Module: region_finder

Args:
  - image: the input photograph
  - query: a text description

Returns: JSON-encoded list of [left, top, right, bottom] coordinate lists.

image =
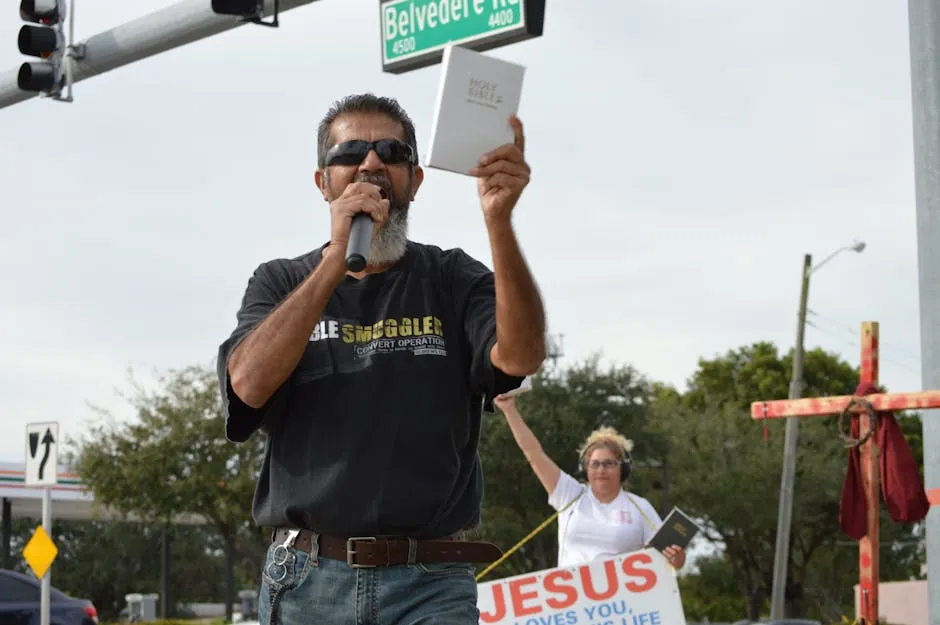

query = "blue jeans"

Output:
[[258, 534, 480, 625]]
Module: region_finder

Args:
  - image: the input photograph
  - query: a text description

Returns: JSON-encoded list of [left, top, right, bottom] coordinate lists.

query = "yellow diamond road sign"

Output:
[[23, 525, 58, 579]]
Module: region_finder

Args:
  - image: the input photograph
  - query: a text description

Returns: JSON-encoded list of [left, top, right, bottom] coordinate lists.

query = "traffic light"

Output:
[[17, 0, 67, 94], [210, 0, 280, 27]]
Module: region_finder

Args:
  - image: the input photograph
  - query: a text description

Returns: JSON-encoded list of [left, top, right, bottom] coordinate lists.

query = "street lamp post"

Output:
[[769, 240, 866, 620]]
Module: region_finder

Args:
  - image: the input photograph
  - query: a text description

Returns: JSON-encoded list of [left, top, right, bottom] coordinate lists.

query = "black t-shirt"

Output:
[[217, 241, 524, 538]]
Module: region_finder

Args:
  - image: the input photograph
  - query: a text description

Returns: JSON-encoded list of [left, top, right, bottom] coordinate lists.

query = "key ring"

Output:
[[266, 559, 289, 583], [272, 544, 294, 567], [266, 529, 300, 583]]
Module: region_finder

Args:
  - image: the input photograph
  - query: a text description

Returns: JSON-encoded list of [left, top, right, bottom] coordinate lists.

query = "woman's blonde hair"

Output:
[[576, 425, 634, 463]]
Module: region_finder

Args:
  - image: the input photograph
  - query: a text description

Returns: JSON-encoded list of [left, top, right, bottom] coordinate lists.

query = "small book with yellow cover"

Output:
[[646, 506, 701, 552]]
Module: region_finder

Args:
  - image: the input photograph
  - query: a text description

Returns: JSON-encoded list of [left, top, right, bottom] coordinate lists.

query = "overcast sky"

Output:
[[0, 0, 927, 468]]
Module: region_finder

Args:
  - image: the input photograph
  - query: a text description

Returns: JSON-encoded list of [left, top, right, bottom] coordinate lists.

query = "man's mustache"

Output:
[[354, 174, 392, 200]]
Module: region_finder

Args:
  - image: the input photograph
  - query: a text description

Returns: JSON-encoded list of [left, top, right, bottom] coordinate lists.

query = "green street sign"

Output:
[[380, 0, 545, 74]]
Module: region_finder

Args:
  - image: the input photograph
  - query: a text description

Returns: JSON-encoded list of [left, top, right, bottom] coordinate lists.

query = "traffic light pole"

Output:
[[907, 1, 940, 623], [0, 0, 319, 110]]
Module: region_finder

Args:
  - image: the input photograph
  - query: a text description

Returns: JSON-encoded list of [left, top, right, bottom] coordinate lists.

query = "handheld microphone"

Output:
[[344, 187, 387, 272], [345, 213, 373, 272]]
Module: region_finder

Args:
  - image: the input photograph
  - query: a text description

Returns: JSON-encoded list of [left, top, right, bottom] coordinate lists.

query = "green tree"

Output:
[[650, 342, 925, 621], [68, 363, 267, 622], [678, 553, 749, 622], [478, 355, 662, 578]]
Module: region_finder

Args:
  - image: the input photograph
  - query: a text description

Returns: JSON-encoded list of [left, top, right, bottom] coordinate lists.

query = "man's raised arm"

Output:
[[470, 114, 546, 376], [228, 248, 345, 408], [228, 181, 389, 408], [486, 218, 546, 375]]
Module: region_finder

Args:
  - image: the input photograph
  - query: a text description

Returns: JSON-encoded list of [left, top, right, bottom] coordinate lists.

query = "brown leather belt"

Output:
[[271, 528, 503, 567]]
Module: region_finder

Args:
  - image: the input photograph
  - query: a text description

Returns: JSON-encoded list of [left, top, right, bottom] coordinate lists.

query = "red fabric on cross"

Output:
[[838, 382, 930, 540], [840, 416, 866, 539]]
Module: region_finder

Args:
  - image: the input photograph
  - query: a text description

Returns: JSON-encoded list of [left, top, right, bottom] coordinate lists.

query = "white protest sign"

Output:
[[477, 548, 687, 625]]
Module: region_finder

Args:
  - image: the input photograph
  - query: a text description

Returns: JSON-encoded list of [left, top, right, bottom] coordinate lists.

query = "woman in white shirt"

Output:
[[494, 394, 687, 570]]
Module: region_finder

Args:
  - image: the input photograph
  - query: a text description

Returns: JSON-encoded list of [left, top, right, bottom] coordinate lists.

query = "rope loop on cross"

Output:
[[838, 397, 878, 448]]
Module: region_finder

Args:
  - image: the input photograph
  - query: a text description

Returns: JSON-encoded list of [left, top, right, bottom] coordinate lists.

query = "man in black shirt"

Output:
[[217, 93, 546, 625]]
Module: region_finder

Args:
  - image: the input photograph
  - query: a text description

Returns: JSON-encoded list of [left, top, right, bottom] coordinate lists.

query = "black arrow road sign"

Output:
[[38, 428, 55, 481]]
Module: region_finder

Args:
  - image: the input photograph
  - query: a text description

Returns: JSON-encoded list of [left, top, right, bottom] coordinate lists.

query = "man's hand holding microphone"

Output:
[[321, 181, 390, 275]]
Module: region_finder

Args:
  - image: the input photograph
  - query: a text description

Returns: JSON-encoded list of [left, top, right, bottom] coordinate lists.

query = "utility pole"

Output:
[[906, 1, 940, 622], [769, 241, 865, 620], [769, 253, 812, 621], [546, 333, 564, 369], [1, 0, 321, 110]]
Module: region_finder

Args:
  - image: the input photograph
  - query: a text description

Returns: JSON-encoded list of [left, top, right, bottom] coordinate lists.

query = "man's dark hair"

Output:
[[316, 93, 419, 168]]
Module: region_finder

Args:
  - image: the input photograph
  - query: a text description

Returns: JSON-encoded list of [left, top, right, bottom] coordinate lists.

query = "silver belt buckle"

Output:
[[346, 536, 377, 568]]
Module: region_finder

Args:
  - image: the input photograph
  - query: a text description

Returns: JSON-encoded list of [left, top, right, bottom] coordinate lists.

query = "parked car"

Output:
[[0, 569, 98, 625]]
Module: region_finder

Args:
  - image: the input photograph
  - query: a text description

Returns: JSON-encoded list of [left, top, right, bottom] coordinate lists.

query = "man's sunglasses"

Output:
[[324, 139, 416, 167]]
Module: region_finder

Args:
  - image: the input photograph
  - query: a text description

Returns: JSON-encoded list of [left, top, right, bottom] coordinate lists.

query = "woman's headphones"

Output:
[[577, 442, 633, 483]]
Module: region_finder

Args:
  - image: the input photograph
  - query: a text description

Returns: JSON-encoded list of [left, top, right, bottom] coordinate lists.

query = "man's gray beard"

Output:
[[369, 203, 409, 265]]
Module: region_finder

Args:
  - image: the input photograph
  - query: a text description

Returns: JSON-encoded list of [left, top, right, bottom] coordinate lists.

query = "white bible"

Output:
[[425, 44, 526, 176]]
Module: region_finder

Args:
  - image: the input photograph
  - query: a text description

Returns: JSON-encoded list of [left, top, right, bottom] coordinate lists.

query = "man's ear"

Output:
[[314, 169, 330, 201], [410, 165, 424, 200]]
